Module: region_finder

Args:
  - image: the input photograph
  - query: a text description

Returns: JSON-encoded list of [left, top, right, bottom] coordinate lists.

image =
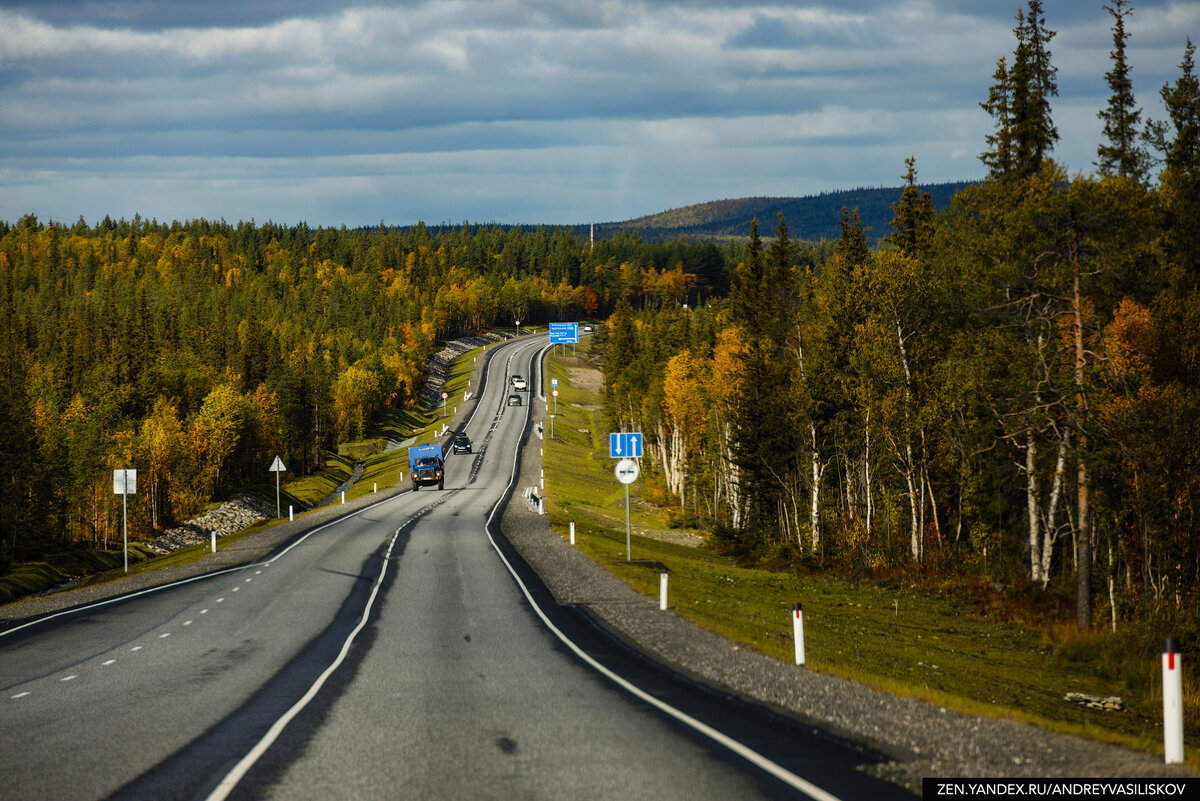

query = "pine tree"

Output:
[[1155, 39, 1200, 176], [982, 2, 1058, 179], [981, 57, 1014, 176], [728, 218, 797, 548], [1097, 0, 1150, 181], [887, 157, 935, 257], [1147, 39, 1200, 285]]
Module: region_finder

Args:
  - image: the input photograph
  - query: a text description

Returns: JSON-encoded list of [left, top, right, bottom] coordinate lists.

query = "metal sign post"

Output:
[[269, 456, 287, 518], [615, 458, 639, 560], [113, 469, 136, 573]]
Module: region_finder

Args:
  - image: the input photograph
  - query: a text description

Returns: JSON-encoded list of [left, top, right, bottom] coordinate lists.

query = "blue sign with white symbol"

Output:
[[609, 432, 643, 459], [549, 322, 578, 344]]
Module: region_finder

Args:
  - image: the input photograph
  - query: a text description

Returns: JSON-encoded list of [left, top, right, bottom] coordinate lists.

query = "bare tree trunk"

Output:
[[864, 411, 874, 538], [924, 462, 941, 548], [1026, 429, 1041, 585], [810, 425, 823, 553], [921, 426, 941, 547], [1073, 244, 1092, 630], [1039, 428, 1068, 588], [894, 435, 920, 562], [1108, 541, 1118, 633]]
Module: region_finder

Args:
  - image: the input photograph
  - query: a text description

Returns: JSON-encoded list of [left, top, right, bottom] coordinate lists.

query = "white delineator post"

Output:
[[211, 531, 216, 553], [659, 571, 668, 611], [289, 505, 294, 522], [1163, 638, 1184, 764], [569, 520, 575, 545], [793, 603, 806, 666]]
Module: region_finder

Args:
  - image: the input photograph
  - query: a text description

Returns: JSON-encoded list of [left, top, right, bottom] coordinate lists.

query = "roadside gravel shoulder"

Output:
[[0, 486, 409, 628], [0, 333, 513, 629], [4, 334, 1192, 797], [498, 384, 1195, 797]]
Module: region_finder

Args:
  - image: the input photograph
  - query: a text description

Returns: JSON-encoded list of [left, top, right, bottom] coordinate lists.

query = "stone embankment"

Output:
[[416, 333, 510, 411], [145, 493, 277, 555], [148, 333, 511, 554]]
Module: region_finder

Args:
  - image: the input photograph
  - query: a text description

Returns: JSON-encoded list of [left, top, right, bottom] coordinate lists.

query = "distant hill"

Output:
[[585, 181, 975, 244]]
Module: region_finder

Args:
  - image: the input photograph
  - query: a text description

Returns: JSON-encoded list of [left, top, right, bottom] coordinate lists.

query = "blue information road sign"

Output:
[[609, 432, 643, 459], [549, 322, 579, 344]]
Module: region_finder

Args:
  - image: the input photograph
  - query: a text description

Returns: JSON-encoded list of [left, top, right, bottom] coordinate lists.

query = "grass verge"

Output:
[[540, 345, 1198, 766], [0, 336, 499, 606]]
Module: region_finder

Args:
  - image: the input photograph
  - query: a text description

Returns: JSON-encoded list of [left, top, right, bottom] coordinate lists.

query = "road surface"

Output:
[[0, 335, 909, 800]]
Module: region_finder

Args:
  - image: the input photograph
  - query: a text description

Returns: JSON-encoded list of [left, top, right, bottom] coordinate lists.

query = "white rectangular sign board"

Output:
[[113, 469, 137, 494]]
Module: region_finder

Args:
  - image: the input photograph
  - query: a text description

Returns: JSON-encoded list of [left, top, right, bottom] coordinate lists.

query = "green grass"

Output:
[[1, 336, 499, 606], [540, 347, 1199, 764]]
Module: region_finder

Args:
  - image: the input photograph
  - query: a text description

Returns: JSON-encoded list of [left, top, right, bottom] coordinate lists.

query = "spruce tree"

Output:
[[1149, 39, 1200, 286], [982, 2, 1058, 180], [887, 157, 935, 257], [1097, 0, 1150, 181], [981, 57, 1014, 176], [728, 218, 796, 549]]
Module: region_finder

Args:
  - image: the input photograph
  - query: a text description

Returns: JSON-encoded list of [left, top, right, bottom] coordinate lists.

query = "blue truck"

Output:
[[408, 443, 445, 491]]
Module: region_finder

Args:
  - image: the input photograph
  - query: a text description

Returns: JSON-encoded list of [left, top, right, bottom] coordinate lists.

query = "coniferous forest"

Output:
[[597, 1, 1200, 631], [2, 1, 1199, 635], [0, 217, 727, 571]]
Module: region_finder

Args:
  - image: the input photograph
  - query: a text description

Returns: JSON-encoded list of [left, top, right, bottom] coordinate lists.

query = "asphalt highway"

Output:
[[0, 335, 908, 801]]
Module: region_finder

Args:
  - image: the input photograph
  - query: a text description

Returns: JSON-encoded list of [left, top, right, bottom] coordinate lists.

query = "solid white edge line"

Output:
[[475, 344, 844, 801], [202, 336, 536, 800], [204, 529, 401, 801], [0, 489, 409, 641]]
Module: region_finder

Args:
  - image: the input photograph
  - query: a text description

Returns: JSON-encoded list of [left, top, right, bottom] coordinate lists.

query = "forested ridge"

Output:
[[604, 182, 973, 244], [0, 217, 731, 571], [598, 2, 1200, 631]]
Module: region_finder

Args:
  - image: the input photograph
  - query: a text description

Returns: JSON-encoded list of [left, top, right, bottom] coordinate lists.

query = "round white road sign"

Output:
[[615, 458, 639, 484]]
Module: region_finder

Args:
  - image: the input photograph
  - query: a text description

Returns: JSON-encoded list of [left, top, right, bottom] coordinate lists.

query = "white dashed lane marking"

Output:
[[11, 692, 30, 699], [131, 646, 143, 652], [159, 633, 171, 639], [61, 675, 77, 682], [102, 660, 116, 666]]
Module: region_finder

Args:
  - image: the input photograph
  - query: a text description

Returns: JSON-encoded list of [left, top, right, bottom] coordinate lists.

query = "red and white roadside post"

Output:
[[793, 603, 806, 666], [569, 520, 576, 545], [1163, 638, 1184, 764]]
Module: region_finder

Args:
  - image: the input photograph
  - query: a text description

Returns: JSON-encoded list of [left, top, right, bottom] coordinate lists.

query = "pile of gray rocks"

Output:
[[417, 333, 510, 411], [145, 493, 278, 555]]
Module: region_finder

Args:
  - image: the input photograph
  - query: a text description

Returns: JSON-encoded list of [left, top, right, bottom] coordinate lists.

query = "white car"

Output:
[[511, 375, 527, 391]]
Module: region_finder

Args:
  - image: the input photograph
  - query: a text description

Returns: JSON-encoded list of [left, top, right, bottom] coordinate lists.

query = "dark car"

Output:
[[507, 394, 522, 406], [452, 433, 472, 454]]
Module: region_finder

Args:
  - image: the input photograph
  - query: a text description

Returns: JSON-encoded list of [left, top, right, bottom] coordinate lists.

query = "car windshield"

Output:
[[455, 436, 469, 444], [416, 457, 439, 467]]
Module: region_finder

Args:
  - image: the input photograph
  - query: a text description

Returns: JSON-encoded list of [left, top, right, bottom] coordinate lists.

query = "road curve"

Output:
[[0, 335, 908, 801]]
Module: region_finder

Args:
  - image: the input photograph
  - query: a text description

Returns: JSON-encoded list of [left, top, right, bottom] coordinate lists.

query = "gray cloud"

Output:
[[0, 0, 1197, 226]]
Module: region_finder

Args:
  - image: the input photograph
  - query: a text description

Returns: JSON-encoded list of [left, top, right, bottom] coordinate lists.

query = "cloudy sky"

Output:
[[1, 0, 1197, 227]]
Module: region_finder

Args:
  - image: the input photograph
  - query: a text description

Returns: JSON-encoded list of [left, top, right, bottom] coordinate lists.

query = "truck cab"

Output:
[[408, 443, 445, 491]]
